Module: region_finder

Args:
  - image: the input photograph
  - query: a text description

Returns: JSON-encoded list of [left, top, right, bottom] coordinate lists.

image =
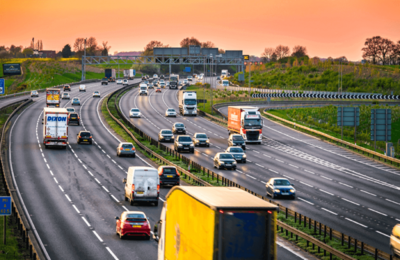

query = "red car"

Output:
[[115, 211, 151, 239], [155, 87, 162, 93]]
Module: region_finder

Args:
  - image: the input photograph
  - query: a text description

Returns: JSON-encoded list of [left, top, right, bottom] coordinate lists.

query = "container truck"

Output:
[[169, 74, 179, 89], [105, 68, 116, 82], [153, 186, 278, 260], [46, 88, 61, 107], [228, 106, 263, 144], [221, 69, 228, 79], [178, 90, 197, 116], [42, 107, 68, 149], [123, 69, 135, 80]]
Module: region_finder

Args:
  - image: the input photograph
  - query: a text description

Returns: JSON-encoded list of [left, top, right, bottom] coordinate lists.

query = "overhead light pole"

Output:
[[81, 38, 87, 81]]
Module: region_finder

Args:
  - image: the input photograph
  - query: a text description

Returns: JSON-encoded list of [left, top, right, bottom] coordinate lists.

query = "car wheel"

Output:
[[154, 201, 158, 206], [124, 195, 128, 201], [271, 193, 275, 199], [119, 233, 124, 239], [132, 154, 136, 158], [116, 227, 119, 235], [292, 195, 296, 200], [116, 152, 119, 157], [130, 197, 134, 206], [145, 235, 151, 240], [77, 141, 80, 144], [242, 159, 246, 163]]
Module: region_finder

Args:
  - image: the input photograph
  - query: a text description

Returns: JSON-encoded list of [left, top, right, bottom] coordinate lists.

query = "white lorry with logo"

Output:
[[43, 107, 69, 149], [178, 91, 197, 116]]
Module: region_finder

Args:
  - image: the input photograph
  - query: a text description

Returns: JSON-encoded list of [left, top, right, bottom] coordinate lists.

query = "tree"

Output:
[[261, 47, 275, 62], [291, 45, 307, 58], [201, 41, 215, 48], [86, 37, 98, 56], [362, 36, 383, 64], [100, 41, 111, 56], [61, 44, 72, 58], [270, 52, 278, 62], [377, 38, 394, 65], [22, 48, 33, 57], [218, 49, 225, 54], [73, 38, 85, 53], [143, 40, 169, 56], [274, 45, 290, 60], [180, 37, 201, 47]]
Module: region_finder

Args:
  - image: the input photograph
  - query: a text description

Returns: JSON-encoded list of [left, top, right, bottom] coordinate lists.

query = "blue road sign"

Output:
[[0, 79, 5, 95], [0, 197, 12, 216], [337, 107, 360, 126], [371, 109, 391, 141]]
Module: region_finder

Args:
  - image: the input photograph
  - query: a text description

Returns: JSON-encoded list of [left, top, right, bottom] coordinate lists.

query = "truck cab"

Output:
[[228, 106, 263, 144], [178, 91, 197, 116], [139, 84, 148, 96]]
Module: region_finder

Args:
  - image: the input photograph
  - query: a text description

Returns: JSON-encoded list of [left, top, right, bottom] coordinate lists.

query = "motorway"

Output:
[[121, 80, 400, 254], [1, 80, 306, 260]]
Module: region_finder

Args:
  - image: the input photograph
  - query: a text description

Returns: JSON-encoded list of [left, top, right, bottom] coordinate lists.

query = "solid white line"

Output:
[[321, 208, 338, 215], [73, 205, 80, 214], [59, 185, 64, 192], [111, 195, 119, 202], [368, 208, 387, 216], [82, 217, 91, 227], [93, 231, 103, 242], [106, 247, 119, 260], [283, 175, 294, 180], [345, 218, 367, 228], [102, 186, 109, 192], [341, 198, 360, 206], [65, 194, 72, 202], [320, 176, 332, 181], [319, 189, 334, 196], [122, 206, 129, 211], [300, 181, 313, 187], [386, 199, 400, 205], [376, 231, 390, 238], [339, 182, 353, 188], [298, 197, 314, 205], [246, 174, 257, 180]]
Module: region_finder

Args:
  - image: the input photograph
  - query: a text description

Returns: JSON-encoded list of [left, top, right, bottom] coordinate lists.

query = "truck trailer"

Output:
[[123, 69, 135, 80], [46, 88, 61, 107], [221, 69, 228, 79], [178, 90, 197, 116], [105, 69, 116, 82], [228, 106, 263, 144], [43, 107, 68, 149], [153, 186, 278, 260]]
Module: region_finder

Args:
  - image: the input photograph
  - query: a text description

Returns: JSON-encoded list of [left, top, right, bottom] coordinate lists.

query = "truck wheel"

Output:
[[130, 198, 134, 206], [124, 195, 128, 201]]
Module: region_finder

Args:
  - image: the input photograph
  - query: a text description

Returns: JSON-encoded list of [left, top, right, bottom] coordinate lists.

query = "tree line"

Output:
[[362, 36, 400, 65]]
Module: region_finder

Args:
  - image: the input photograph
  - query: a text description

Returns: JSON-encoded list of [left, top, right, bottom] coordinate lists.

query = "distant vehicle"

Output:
[[221, 79, 229, 87], [115, 211, 151, 240], [166, 82, 170, 87], [221, 69, 229, 79], [213, 153, 237, 170], [61, 92, 70, 100], [217, 76, 221, 81], [123, 69, 135, 80], [148, 83, 154, 89], [169, 74, 179, 89], [30, 90, 39, 97], [391, 224, 400, 258], [77, 131, 92, 144], [192, 133, 209, 147], [155, 87, 161, 93], [187, 76, 193, 81], [165, 108, 176, 117], [146, 75, 150, 79], [63, 85, 71, 91], [228, 106, 262, 144], [46, 88, 61, 107], [43, 107, 68, 149], [213, 72, 216, 76], [93, 91, 100, 98], [66, 107, 75, 113], [153, 79, 159, 86], [225, 146, 246, 163], [105, 68, 116, 82], [158, 129, 174, 143], [158, 166, 179, 187], [117, 79, 123, 84], [183, 79, 188, 85], [152, 186, 278, 259], [193, 74, 197, 79], [159, 79, 165, 84], [178, 91, 197, 116], [143, 80, 149, 85], [172, 122, 186, 134], [79, 85, 86, 92], [141, 76, 146, 80], [68, 112, 80, 125], [174, 135, 194, 153], [117, 142, 136, 157], [71, 97, 80, 106], [159, 82, 166, 88], [129, 108, 141, 118], [160, 75, 165, 79], [123, 79, 128, 85], [123, 166, 159, 206], [266, 178, 296, 199], [228, 134, 246, 150], [101, 78, 108, 85], [139, 84, 148, 96], [153, 74, 158, 78]]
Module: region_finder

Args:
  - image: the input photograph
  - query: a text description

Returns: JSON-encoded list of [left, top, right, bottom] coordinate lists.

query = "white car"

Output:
[[129, 108, 141, 118], [117, 79, 123, 84], [153, 74, 158, 79], [123, 79, 128, 85], [166, 82, 170, 87], [62, 92, 70, 99], [30, 90, 39, 97], [93, 91, 100, 97], [79, 85, 86, 92], [183, 79, 188, 85], [165, 108, 177, 117]]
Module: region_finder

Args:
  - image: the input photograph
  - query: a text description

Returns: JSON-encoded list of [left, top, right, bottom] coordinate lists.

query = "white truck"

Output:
[[178, 91, 197, 116], [139, 83, 148, 96], [43, 107, 69, 149], [228, 106, 263, 144], [123, 69, 135, 80], [220, 79, 229, 87], [221, 69, 229, 79]]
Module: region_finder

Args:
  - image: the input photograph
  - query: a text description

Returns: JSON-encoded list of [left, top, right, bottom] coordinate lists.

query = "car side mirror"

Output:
[[77, 134, 79, 136], [115, 216, 119, 220], [291, 184, 294, 186], [153, 225, 159, 242], [123, 178, 126, 183]]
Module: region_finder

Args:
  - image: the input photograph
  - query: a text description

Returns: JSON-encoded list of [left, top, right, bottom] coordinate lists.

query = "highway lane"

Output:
[[123, 85, 399, 253]]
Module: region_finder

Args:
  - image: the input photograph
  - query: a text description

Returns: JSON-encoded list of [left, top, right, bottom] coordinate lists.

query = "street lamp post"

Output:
[[81, 38, 87, 81], [210, 54, 213, 114]]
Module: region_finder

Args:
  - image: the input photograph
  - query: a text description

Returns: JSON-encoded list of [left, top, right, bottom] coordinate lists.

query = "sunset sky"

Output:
[[2, 0, 399, 61]]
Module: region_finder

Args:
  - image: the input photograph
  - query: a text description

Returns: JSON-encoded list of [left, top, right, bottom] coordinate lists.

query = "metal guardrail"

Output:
[[0, 99, 49, 260]]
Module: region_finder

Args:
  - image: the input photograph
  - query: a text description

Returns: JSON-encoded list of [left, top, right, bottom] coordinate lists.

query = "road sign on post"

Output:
[[0, 79, 4, 95], [371, 109, 391, 151], [337, 107, 360, 141], [0, 196, 11, 245]]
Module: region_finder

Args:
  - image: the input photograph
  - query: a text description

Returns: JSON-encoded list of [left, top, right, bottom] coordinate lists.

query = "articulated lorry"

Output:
[[123, 69, 136, 79], [178, 90, 197, 116], [228, 106, 263, 144], [105, 69, 116, 82], [153, 186, 278, 260], [169, 74, 179, 89], [46, 88, 61, 107], [43, 107, 68, 149]]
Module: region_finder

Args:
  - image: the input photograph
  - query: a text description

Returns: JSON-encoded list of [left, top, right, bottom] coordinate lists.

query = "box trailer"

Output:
[[42, 107, 68, 148], [228, 106, 263, 144]]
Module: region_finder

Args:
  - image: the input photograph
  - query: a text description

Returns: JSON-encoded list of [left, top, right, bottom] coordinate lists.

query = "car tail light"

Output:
[[242, 129, 247, 134], [89, 136, 92, 138], [176, 171, 180, 176], [120, 147, 123, 150], [157, 185, 160, 191], [158, 170, 163, 176], [131, 184, 135, 193], [78, 136, 81, 138], [132, 148, 135, 150]]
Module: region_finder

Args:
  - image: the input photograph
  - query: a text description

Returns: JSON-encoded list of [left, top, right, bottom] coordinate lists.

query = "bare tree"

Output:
[[143, 40, 169, 56], [291, 45, 307, 58], [201, 41, 215, 48], [261, 47, 275, 62], [86, 37, 98, 56], [73, 38, 85, 52], [218, 49, 225, 54], [180, 37, 201, 47], [274, 45, 290, 60], [101, 41, 111, 56]]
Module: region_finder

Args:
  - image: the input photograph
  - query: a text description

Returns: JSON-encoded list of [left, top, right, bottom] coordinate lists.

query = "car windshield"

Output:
[[32, 91, 37, 94], [94, 91, 99, 94], [67, 108, 74, 112], [73, 98, 79, 101], [232, 136, 244, 141], [126, 213, 146, 221], [63, 93, 68, 95], [122, 144, 133, 148], [184, 99, 197, 105], [80, 132, 91, 137], [163, 168, 177, 174], [220, 154, 234, 159], [274, 180, 291, 186], [140, 87, 146, 90], [131, 109, 140, 112], [168, 109, 175, 112], [162, 130, 172, 135], [230, 148, 243, 153], [244, 118, 261, 126], [196, 134, 207, 139], [70, 113, 78, 117], [179, 137, 192, 142], [175, 124, 184, 127], [188, 76, 192, 79]]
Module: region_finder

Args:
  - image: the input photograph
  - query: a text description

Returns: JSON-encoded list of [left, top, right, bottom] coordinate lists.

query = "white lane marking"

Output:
[[300, 181, 313, 187], [360, 190, 376, 196], [88, 171, 94, 176], [59, 185, 64, 192], [102, 150, 106, 153], [320, 176, 332, 181], [93, 231, 103, 242], [43, 158, 47, 163], [345, 218, 367, 228], [276, 159, 284, 163], [107, 155, 111, 159], [304, 170, 315, 174], [83, 165, 87, 169], [73, 205, 81, 214], [246, 174, 257, 180], [276, 241, 309, 260], [289, 164, 298, 168], [319, 189, 334, 196], [268, 169, 278, 173], [95, 178, 101, 184], [298, 197, 314, 205], [118, 166, 123, 170], [46, 164, 50, 169], [341, 198, 360, 206], [102, 186, 109, 192], [283, 175, 294, 180], [386, 199, 400, 205], [376, 231, 390, 238], [263, 154, 271, 158], [253, 150, 260, 153], [82, 217, 91, 227], [321, 208, 338, 215], [339, 182, 353, 188], [53, 177, 58, 184], [255, 163, 264, 168], [368, 208, 387, 216], [106, 247, 119, 260], [261, 181, 267, 184], [49, 170, 54, 176], [111, 195, 119, 202], [122, 206, 129, 211], [236, 169, 243, 173], [159, 197, 166, 202], [65, 194, 72, 202]]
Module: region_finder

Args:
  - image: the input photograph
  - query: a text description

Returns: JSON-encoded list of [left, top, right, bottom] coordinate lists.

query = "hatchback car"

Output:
[[148, 83, 154, 89], [160, 82, 166, 88], [160, 75, 165, 79], [117, 79, 123, 84], [62, 92, 70, 99], [193, 133, 210, 147], [158, 129, 174, 142], [129, 108, 141, 118], [155, 87, 161, 93], [391, 224, 400, 258], [115, 211, 151, 240], [79, 85, 86, 92], [30, 90, 39, 97], [213, 153, 237, 170], [123, 79, 128, 85], [117, 142, 136, 157], [228, 134, 246, 150], [71, 97, 80, 106], [158, 166, 180, 187], [266, 178, 296, 199], [187, 76, 193, 82], [172, 122, 186, 134], [63, 85, 71, 91], [174, 135, 194, 153], [77, 131, 92, 144], [153, 74, 158, 79], [68, 112, 80, 125], [165, 108, 177, 117], [225, 147, 246, 163], [183, 79, 188, 85], [93, 91, 100, 97], [66, 107, 75, 113], [141, 76, 146, 80]]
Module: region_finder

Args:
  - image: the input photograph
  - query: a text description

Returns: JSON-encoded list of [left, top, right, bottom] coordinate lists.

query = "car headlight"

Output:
[[232, 161, 237, 164], [290, 189, 295, 193], [243, 154, 247, 158], [178, 144, 182, 147], [219, 161, 224, 165], [274, 189, 280, 193], [195, 139, 199, 143], [206, 139, 209, 143], [190, 144, 194, 147]]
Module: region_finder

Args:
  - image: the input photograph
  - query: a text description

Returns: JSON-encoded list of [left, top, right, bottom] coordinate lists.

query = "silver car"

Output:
[[225, 146, 246, 163], [158, 129, 174, 143], [117, 142, 136, 157], [129, 108, 141, 118], [266, 178, 296, 199], [62, 92, 70, 99], [165, 108, 177, 117], [193, 133, 210, 147], [30, 90, 39, 97]]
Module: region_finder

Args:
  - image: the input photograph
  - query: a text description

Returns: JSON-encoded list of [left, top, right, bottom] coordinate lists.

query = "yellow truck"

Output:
[[153, 186, 278, 260]]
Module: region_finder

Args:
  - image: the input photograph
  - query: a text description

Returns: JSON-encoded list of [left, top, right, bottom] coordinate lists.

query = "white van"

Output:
[[79, 85, 86, 92], [139, 84, 148, 96], [123, 167, 159, 206]]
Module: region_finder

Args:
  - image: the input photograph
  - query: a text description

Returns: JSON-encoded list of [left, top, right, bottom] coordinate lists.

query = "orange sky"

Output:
[[2, 0, 399, 60]]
